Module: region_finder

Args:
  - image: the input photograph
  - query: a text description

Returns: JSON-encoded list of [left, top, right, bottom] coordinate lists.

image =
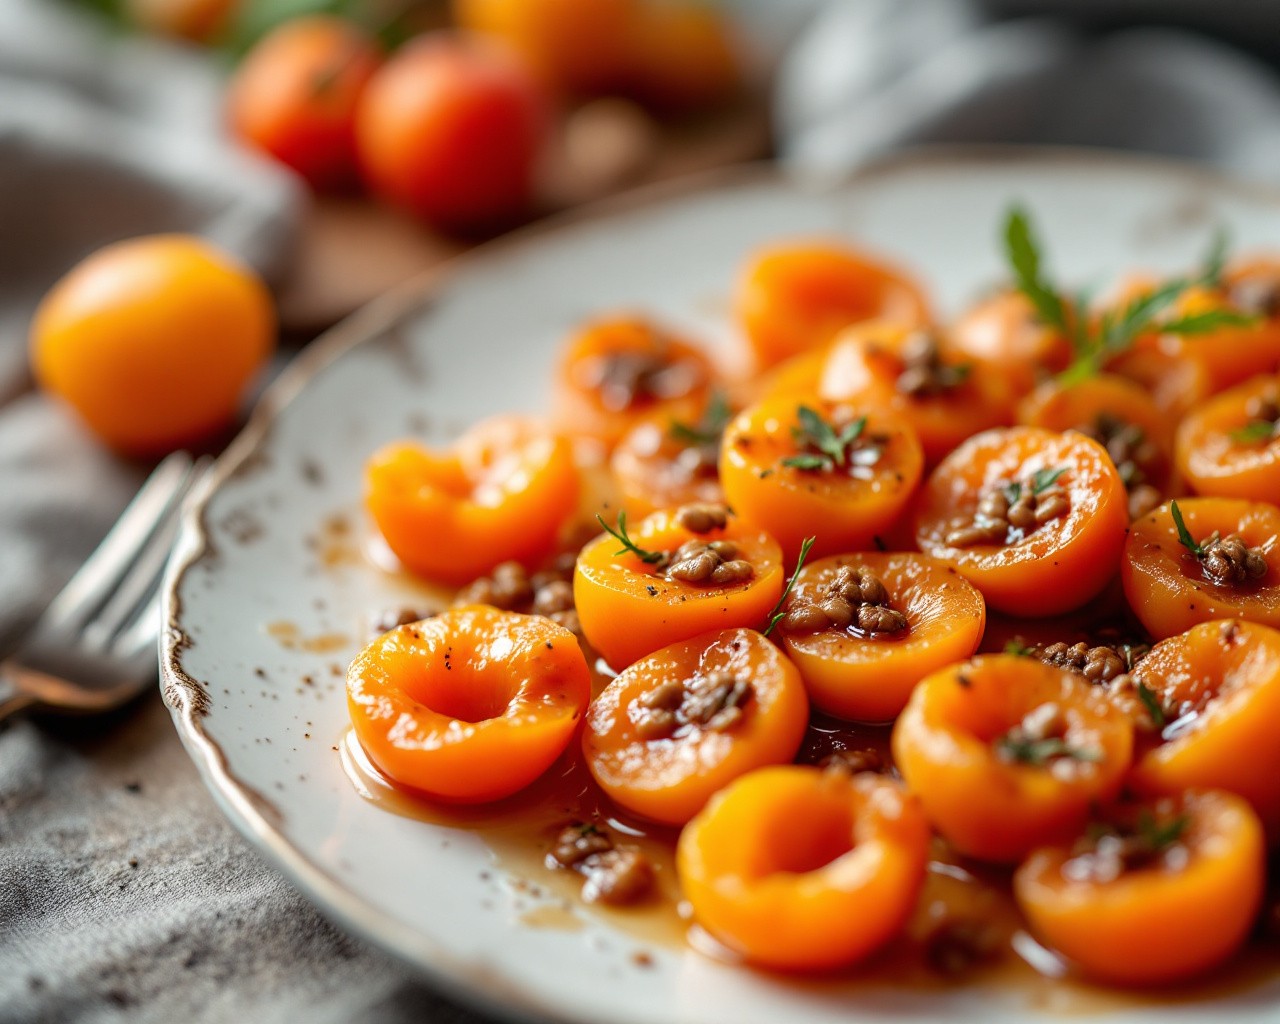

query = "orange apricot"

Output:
[[718, 396, 923, 561], [774, 553, 986, 723], [1107, 344, 1212, 420], [1014, 790, 1265, 985], [551, 317, 714, 450], [892, 655, 1134, 862], [29, 235, 274, 455], [677, 765, 930, 971], [914, 427, 1129, 616], [1157, 274, 1280, 393], [573, 506, 783, 669], [609, 399, 728, 517], [1175, 373, 1280, 500], [1124, 619, 1280, 832], [365, 415, 580, 585], [814, 321, 1015, 463], [1121, 498, 1280, 639], [347, 605, 590, 802], [949, 288, 1072, 397], [734, 242, 930, 371], [583, 628, 808, 825], [1018, 373, 1173, 519]]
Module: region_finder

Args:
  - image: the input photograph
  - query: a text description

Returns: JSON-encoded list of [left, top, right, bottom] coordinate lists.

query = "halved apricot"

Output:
[[775, 552, 986, 723], [677, 765, 931, 971], [734, 242, 930, 371], [1015, 790, 1265, 985], [892, 655, 1134, 862], [551, 316, 713, 449], [914, 426, 1129, 616], [366, 415, 580, 585], [1125, 619, 1280, 832], [347, 605, 590, 802], [573, 505, 783, 669], [813, 321, 1015, 463], [1175, 373, 1280, 501], [718, 396, 924, 561], [949, 288, 1072, 397], [583, 628, 808, 825], [1121, 498, 1280, 639], [610, 402, 727, 517]]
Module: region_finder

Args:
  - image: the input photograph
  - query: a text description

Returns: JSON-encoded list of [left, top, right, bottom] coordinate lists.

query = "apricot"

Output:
[[347, 605, 590, 802], [1175, 374, 1280, 501], [610, 400, 727, 517], [950, 288, 1072, 397]]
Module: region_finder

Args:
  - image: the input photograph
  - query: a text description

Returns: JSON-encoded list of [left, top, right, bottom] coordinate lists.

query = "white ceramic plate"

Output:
[[162, 149, 1280, 1024]]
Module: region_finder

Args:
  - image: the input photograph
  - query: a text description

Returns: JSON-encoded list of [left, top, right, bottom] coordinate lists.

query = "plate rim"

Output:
[[159, 144, 1280, 1024]]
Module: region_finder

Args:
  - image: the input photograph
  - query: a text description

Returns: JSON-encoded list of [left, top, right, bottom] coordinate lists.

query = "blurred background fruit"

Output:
[[29, 235, 275, 455]]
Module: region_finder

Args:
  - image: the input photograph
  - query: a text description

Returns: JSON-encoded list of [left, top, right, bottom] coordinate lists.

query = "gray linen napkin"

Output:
[[5, 2, 1280, 1023]]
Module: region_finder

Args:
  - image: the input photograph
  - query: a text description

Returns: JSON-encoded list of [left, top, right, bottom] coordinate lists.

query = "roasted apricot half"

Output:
[[365, 415, 580, 585], [914, 426, 1129, 616], [583, 628, 808, 825], [1121, 498, 1280, 639], [719, 396, 924, 561], [347, 605, 590, 802], [610, 398, 729, 517], [1015, 790, 1265, 985], [677, 765, 930, 971], [949, 288, 1072, 396], [892, 655, 1134, 862], [774, 552, 986, 723], [1124, 619, 1280, 833], [573, 504, 783, 669], [1175, 373, 1280, 501]]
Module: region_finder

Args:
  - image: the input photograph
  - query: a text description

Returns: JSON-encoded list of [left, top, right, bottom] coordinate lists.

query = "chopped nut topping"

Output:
[[1199, 532, 1269, 585], [455, 554, 582, 634], [946, 471, 1069, 548], [663, 537, 754, 586], [1037, 641, 1129, 683], [547, 822, 655, 905], [1079, 413, 1164, 518], [817, 748, 885, 775], [895, 331, 972, 397], [674, 503, 728, 534], [582, 346, 701, 412], [780, 565, 908, 637], [629, 669, 753, 740]]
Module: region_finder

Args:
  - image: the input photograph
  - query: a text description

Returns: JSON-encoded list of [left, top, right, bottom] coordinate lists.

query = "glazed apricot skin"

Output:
[[719, 396, 924, 562], [1127, 620, 1280, 833], [677, 766, 931, 972], [950, 289, 1072, 397], [30, 235, 274, 455], [365, 416, 580, 586], [551, 317, 713, 450], [1121, 498, 1280, 639], [914, 426, 1130, 617], [892, 656, 1134, 863], [1015, 790, 1265, 986], [610, 409, 724, 517], [1018, 372, 1175, 453], [1176, 374, 1280, 500], [779, 553, 986, 723], [574, 508, 783, 670], [583, 628, 808, 825], [347, 606, 591, 803], [734, 242, 930, 371], [813, 320, 1016, 463]]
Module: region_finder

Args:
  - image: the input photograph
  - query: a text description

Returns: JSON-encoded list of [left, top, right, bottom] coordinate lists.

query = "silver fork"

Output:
[[0, 452, 210, 723]]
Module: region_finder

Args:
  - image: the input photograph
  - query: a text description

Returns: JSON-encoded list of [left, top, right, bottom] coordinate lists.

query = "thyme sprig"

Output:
[[781, 406, 869, 472], [596, 511, 666, 565], [1230, 419, 1276, 445], [1003, 464, 1068, 505], [1169, 500, 1203, 557], [1136, 810, 1189, 852], [762, 536, 816, 637], [669, 392, 732, 447], [996, 735, 1102, 766], [1135, 681, 1167, 729]]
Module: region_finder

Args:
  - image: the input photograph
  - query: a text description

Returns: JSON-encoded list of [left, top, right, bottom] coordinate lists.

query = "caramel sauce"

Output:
[[265, 620, 351, 653]]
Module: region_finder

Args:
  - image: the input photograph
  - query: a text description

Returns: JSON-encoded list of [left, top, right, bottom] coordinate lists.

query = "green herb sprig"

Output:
[[1003, 464, 1068, 505], [1230, 419, 1276, 445], [669, 392, 732, 447], [996, 735, 1102, 767], [1135, 681, 1167, 729], [781, 406, 869, 472], [596, 511, 666, 565], [762, 536, 816, 637], [1136, 810, 1189, 852], [1169, 500, 1203, 557]]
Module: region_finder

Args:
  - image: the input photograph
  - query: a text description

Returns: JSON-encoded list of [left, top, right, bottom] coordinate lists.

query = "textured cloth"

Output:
[[5, 2, 1280, 1023]]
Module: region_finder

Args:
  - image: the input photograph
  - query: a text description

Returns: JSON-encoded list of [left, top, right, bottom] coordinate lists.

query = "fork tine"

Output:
[[110, 590, 162, 665], [79, 456, 211, 651], [33, 453, 196, 640]]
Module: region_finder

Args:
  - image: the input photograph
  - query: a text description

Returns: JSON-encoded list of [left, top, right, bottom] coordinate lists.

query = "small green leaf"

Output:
[[1169, 500, 1203, 557], [596, 511, 666, 565], [1160, 309, 1259, 335], [1004, 207, 1071, 337], [1199, 227, 1230, 289], [996, 735, 1102, 766], [781, 453, 834, 472], [669, 392, 732, 446], [1031, 465, 1068, 494], [1137, 810, 1189, 852], [1003, 481, 1023, 506], [1135, 681, 1167, 729], [763, 536, 816, 637], [1004, 639, 1037, 658], [1230, 420, 1277, 444]]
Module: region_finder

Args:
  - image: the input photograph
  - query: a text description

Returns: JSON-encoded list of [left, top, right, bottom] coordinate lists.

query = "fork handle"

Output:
[[0, 667, 37, 725]]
